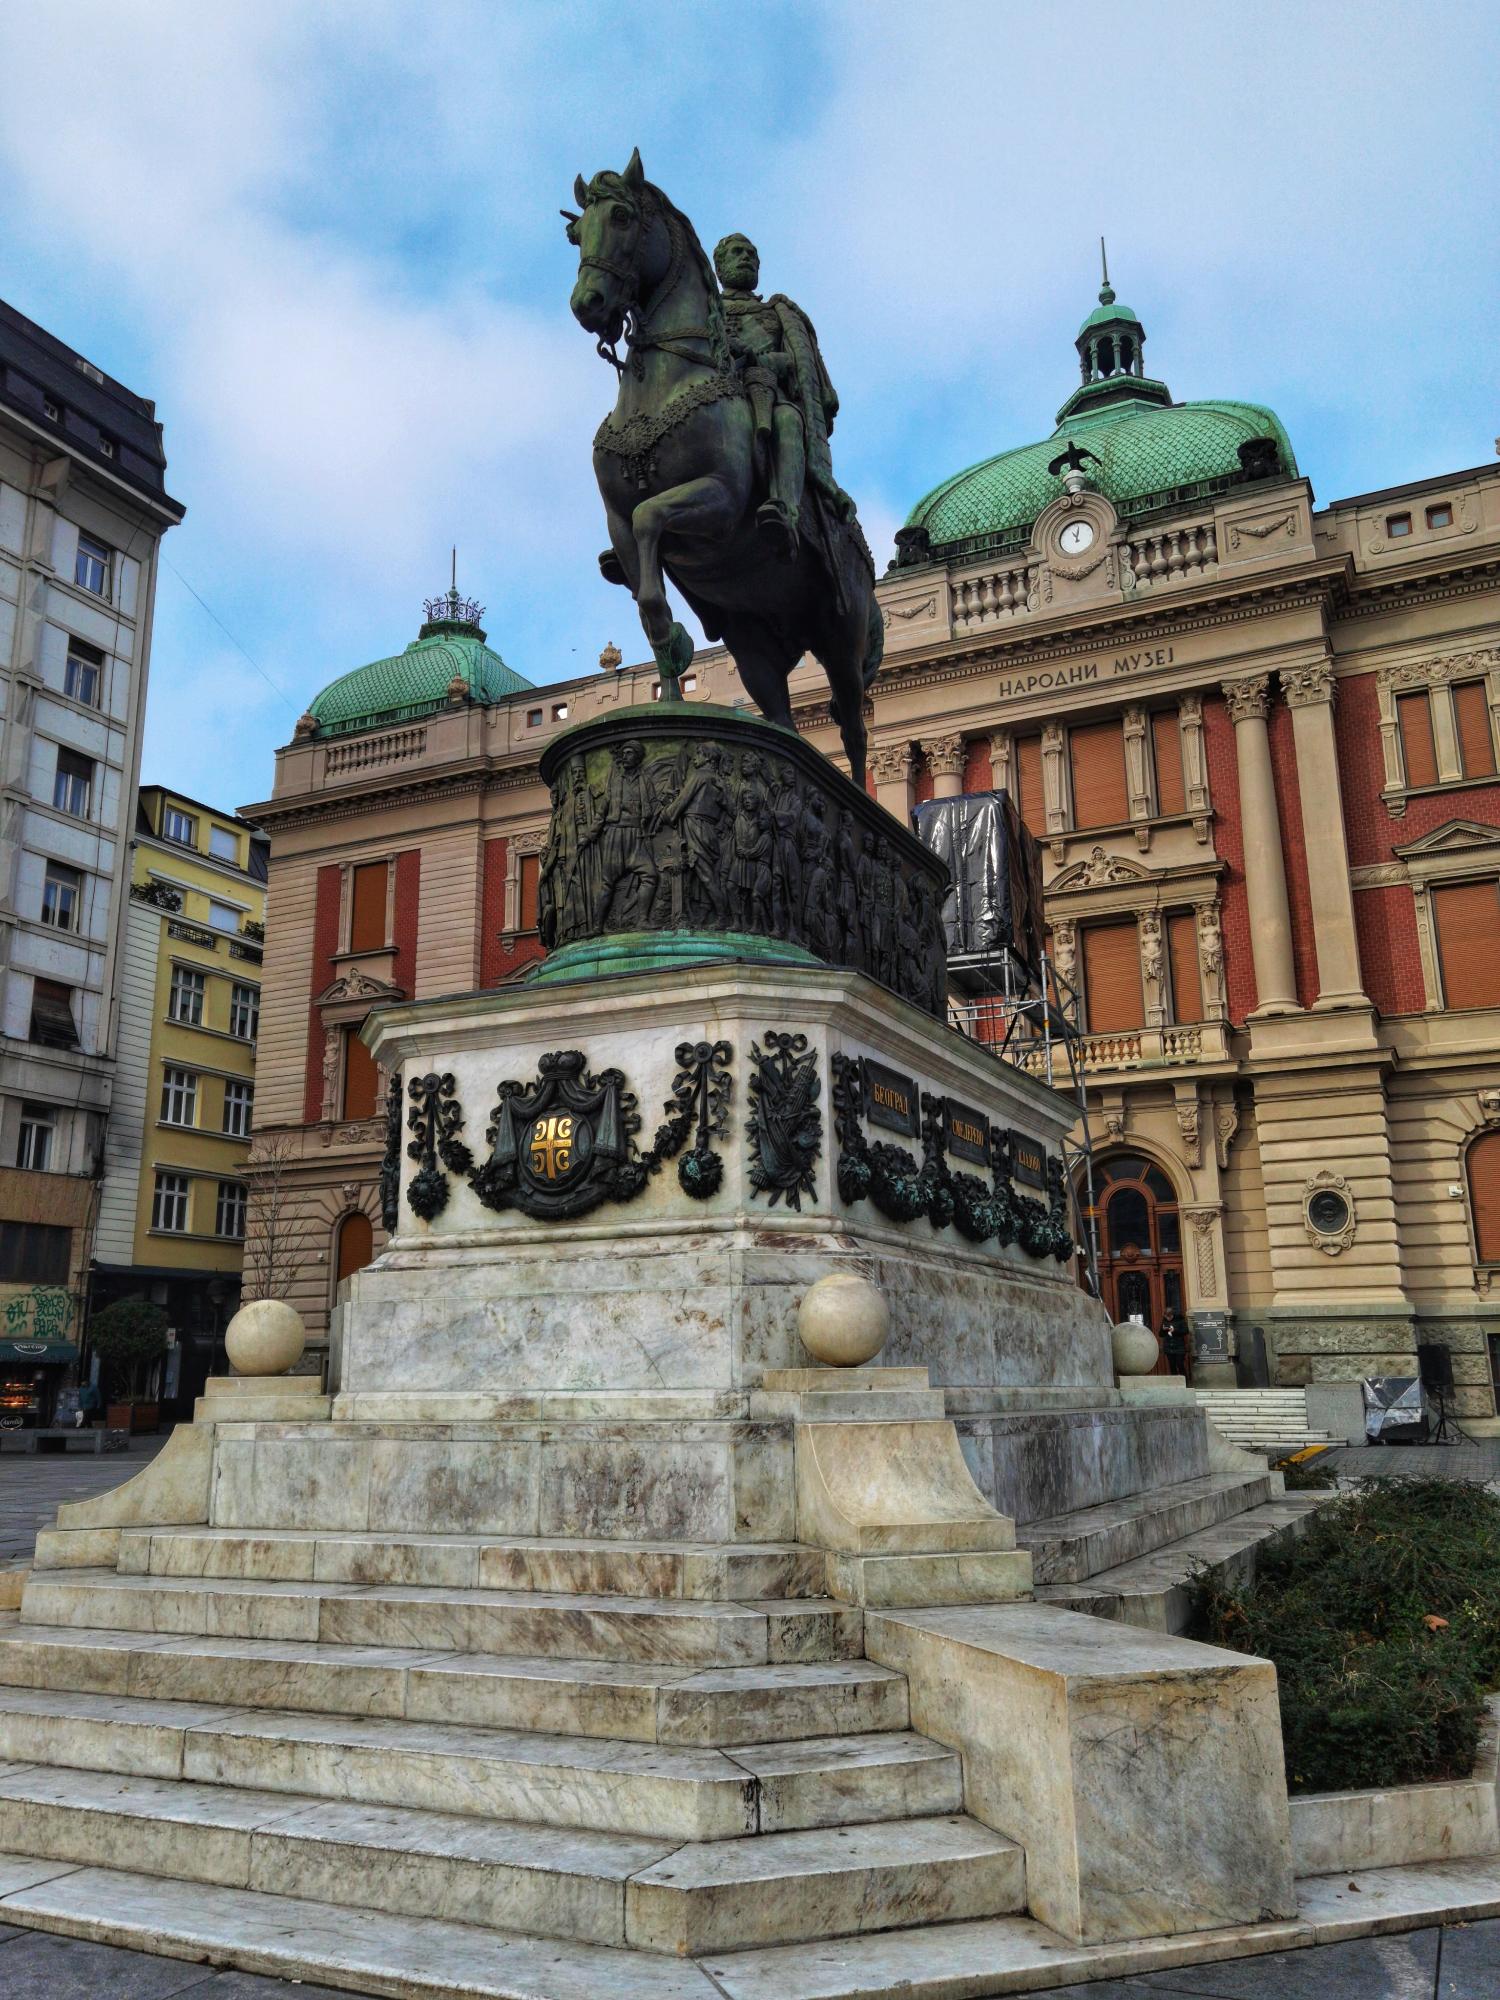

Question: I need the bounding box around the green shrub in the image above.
[87,1297,169,1401]
[1192,1479,1500,1793]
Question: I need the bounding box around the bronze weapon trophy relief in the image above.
[548,148,949,1018]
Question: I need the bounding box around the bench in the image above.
[24,1428,129,1455]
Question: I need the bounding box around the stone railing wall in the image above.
[324,725,428,778]
[1123,520,1218,591]
[950,562,1035,631]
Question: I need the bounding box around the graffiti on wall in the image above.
[0,1286,76,1346]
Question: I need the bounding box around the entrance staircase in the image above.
[0,1449,1336,1995]
[1193,1388,1339,1457]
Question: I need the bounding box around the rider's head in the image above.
[713,234,760,293]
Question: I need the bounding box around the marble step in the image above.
[1036,1492,1334,1632]
[105,1527,829,1601]
[20,1569,864,1666]
[0,1680,958,1839]
[0,1762,1017,1952]
[1017,1470,1277,1585]
[0,1623,906,1745]
[6,1852,1500,2000]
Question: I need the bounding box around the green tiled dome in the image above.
[308,617,534,738]
[904,275,1297,562]
[909,398,1297,558]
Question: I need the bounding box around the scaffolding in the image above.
[946,943,1101,1301]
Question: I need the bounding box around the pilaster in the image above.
[869,739,916,824]
[1282,661,1368,1013]
[1222,675,1297,1016]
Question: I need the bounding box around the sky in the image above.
[0,0,1496,809]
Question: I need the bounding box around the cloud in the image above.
[0,0,1495,804]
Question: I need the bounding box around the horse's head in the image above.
[565,147,663,344]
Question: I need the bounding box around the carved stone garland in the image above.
[405,1073,474,1221]
[746,1031,822,1211]
[379,1070,403,1232]
[830,1054,1072,1260]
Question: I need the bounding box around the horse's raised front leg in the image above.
[631,476,736,692]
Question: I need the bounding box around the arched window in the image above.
[1098,336,1115,376]
[1469,1132,1500,1265]
[335,1210,373,1289]
[1086,1153,1187,1367]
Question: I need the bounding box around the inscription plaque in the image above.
[1008,1129,1047,1190]
[943,1098,990,1167]
[861,1059,919,1138]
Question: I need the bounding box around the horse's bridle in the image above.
[577,179,719,378]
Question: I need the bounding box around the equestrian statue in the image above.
[564,149,883,786]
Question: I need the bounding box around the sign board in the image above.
[943,1098,990,1167]
[1006,1129,1047,1190]
[862,1059,920,1138]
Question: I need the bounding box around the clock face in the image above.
[1058,520,1096,556]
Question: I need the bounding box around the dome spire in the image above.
[1055,249,1169,424]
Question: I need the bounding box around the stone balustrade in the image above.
[1124,518,1218,590]
[324,725,428,777]
[997,1022,1223,1078]
[950,561,1034,630]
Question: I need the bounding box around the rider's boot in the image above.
[599,549,628,587]
[755,498,800,561]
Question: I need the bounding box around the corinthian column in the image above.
[926,733,966,801]
[1283,661,1367,1008]
[868,740,915,824]
[1223,675,1297,1014]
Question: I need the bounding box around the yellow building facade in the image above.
[93,785,267,1413]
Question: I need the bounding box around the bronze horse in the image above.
[566,150,882,786]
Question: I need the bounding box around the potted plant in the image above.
[87,1297,169,1433]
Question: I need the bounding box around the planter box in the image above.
[1290,1696,1500,1874]
[105,1403,160,1435]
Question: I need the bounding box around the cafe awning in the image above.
[0,1342,78,1366]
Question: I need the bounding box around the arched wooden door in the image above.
[1089,1154,1186,1362]
[334,1211,373,1292]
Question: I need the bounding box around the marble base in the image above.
[865,1601,1297,1946]
[354,962,1110,1403]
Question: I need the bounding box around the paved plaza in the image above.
[0,1433,168,1568]
[0,1429,1495,1997]
[0,1913,1496,1998]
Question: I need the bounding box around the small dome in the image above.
[1078,295,1141,334]
[907,399,1298,560]
[307,606,534,739]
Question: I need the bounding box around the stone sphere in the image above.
[797,1273,890,1367]
[225,1299,306,1378]
[1111,1316,1161,1378]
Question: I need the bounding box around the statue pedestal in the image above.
[356,958,1103,1406]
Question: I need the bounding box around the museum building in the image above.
[242,278,1500,1412]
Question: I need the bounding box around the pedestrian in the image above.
[74,1378,101,1429]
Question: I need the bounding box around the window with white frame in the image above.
[168,966,204,1025]
[41,861,83,931]
[163,807,196,847]
[209,825,239,863]
[160,1065,198,1127]
[215,1180,247,1239]
[17,1102,54,1172]
[74,534,110,596]
[152,1171,189,1233]
[207,899,239,933]
[222,1078,254,1138]
[63,636,103,706]
[52,747,93,817]
[229,982,259,1040]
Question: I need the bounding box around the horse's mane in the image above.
[586,170,730,373]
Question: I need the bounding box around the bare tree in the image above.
[242,1133,309,1304]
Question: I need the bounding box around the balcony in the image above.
[1006,1021,1229,1078]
